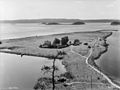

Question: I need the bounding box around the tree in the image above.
[60,72,74,80]
[52,38,60,48]
[41,65,52,75]
[34,51,67,90]
[41,65,59,75]
[34,65,59,90]
[34,77,52,90]
[73,39,81,46]
[61,36,69,46]
[52,51,66,90]
[40,40,51,48]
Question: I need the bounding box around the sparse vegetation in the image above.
[60,72,74,80]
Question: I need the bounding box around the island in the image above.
[0,30,120,90]
[72,22,85,25]
[111,21,120,25]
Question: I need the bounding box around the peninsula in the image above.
[0,30,119,90]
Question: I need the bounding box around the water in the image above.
[98,31,120,80]
[0,23,119,40]
[0,23,120,89]
[0,53,65,90]
[0,53,50,90]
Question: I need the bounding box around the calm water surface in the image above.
[98,31,120,80]
[0,23,120,89]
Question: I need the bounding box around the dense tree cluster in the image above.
[52,38,61,46]
[61,36,69,46]
[40,36,69,49]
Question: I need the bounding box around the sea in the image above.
[0,23,120,90]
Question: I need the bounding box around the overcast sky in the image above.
[0,0,120,20]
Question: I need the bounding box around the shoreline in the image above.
[0,30,110,41]
[87,31,120,89]
[87,49,120,89]
[60,31,119,89]
[0,50,64,59]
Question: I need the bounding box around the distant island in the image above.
[0,19,119,25]
[111,21,120,25]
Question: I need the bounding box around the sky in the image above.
[0,0,120,20]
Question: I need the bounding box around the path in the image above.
[66,44,120,89]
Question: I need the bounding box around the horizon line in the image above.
[0,18,120,21]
